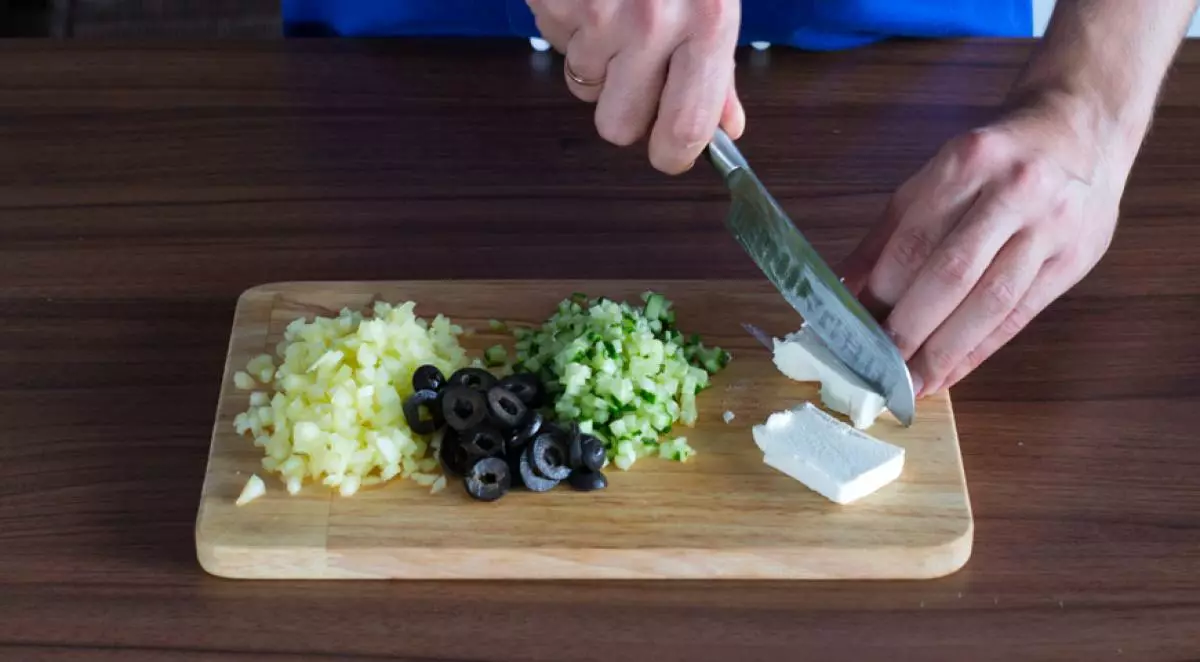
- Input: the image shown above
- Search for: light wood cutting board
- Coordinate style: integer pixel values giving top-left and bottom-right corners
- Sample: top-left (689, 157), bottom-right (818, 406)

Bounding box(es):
top-left (196, 281), bottom-right (973, 580)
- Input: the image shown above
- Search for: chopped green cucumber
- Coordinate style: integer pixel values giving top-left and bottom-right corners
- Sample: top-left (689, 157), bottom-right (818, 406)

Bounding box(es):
top-left (484, 345), bottom-right (508, 367)
top-left (512, 290), bottom-right (730, 470)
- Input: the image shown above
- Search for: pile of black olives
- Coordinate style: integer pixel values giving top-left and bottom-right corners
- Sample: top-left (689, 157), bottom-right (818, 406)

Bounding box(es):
top-left (403, 365), bottom-right (608, 502)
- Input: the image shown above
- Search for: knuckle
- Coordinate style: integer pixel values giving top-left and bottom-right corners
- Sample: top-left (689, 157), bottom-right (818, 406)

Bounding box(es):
top-left (532, 0), bottom-right (569, 22)
top-left (636, 0), bottom-right (667, 39)
top-left (889, 228), bottom-right (937, 273)
top-left (1062, 243), bottom-right (1105, 277)
top-left (998, 304), bottom-right (1032, 338)
top-left (922, 343), bottom-right (959, 377)
top-left (979, 275), bottom-right (1021, 316)
top-left (581, 0), bottom-right (612, 30)
top-left (690, 0), bottom-right (735, 41)
top-left (961, 348), bottom-right (985, 374)
top-left (953, 129), bottom-right (1003, 169)
top-left (672, 113), bottom-right (711, 147)
top-left (1006, 159), bottom-right (1053, 197)
top-left (929, 249), bottom-right (974, 286)
top-left (595, 111), bottom-right (642, 147)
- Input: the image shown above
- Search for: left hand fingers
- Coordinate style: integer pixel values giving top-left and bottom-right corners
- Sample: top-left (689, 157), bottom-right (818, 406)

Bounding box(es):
top-left (906, 233), bottom-right (1047, 396)
top-left (932, 259), bottom-right (1072, 394)
top-left (882, 189), bottom-right (1024, 363)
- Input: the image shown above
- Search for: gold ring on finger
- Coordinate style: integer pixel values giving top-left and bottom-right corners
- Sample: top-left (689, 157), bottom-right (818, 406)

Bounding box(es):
top-left (565, 59), bottom-right (605, 87)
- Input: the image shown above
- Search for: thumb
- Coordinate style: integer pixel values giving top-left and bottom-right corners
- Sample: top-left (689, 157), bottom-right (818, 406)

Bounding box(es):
top-left (720, 83), bottom-right (745, 139)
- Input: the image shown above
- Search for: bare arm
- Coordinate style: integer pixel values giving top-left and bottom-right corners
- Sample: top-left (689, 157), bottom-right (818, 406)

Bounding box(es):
top-left (840, 1), bottom-right (1198, 396)
top-left (1010, 0), bottom-right (1199, 172)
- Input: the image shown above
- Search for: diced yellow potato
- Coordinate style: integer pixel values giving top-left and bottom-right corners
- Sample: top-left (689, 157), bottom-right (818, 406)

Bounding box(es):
top-left (430, 475), bottom-right (447, 494)
top-left (246, 353), bottom-right (274, 375)
top-left (411, 473), bottom-right (438, 487)
top-left (230, 301), bottom-right (471, 497)
top-left (233, 371), bottom-right (256, 390)
top-left (233, 412), bottom-right (252, 435)
top-left (235, 474), bottom-right (266, 506)
top-left (339, 475), bottom-right (361, 497)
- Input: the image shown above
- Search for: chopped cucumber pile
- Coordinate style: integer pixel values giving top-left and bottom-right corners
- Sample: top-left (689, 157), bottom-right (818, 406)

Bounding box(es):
top-left (484, 344), bottom-right (508, 367)
top-left (512, 292), bottom-right (729, 470)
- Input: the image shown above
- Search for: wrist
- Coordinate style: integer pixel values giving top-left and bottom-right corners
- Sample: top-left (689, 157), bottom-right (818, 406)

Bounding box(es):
top-left (1004, 83), bottom-right (1149, 181)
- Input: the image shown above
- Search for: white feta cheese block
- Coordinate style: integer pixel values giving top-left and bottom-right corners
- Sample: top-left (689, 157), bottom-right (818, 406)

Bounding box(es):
top-left (752, 402), bottom-right (904, 504)
top-left (772, 325), bottom-right (887, 429)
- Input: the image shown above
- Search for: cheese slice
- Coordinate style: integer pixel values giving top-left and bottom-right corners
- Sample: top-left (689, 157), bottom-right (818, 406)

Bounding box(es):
top-left (772, 325), bottom-right (887, 429)
top-left (752, 402), bottom-right (904, 504)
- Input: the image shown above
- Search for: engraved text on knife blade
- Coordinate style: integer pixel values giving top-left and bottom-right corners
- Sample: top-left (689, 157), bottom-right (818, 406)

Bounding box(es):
top-left (727, 185), bottom-right (893, 393)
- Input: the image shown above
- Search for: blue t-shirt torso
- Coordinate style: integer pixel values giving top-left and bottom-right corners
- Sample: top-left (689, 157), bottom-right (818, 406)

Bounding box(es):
top-left (283, 0), bottom-right (1032, 49)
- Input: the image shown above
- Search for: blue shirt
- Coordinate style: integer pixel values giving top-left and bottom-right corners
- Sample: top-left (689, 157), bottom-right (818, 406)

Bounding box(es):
top-left (283, 1), bottom-right (1033, 50)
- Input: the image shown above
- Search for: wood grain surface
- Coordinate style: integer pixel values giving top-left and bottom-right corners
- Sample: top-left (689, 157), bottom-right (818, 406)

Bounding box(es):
top-left (69, 0), bottom-right (280, 37)
top-left (197, 281), bottom-right (970, 580)
top-left (0, 39), bottom-right (1198, 660)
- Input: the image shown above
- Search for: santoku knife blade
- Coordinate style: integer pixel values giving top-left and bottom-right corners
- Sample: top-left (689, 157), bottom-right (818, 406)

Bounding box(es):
top-left (706, 128), bottom-right (916, 426)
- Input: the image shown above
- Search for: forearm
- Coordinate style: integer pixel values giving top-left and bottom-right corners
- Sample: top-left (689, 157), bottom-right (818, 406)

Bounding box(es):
top-left (1009, 0), bottom-right (1198, 168)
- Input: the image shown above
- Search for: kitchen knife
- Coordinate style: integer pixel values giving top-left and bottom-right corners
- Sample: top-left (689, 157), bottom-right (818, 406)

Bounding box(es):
top-left (706, 128), bottom-right (916, 426)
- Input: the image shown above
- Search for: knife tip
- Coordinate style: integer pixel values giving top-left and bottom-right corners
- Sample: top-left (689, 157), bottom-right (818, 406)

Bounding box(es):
top-left (741, 323), bottom-right (774, 351)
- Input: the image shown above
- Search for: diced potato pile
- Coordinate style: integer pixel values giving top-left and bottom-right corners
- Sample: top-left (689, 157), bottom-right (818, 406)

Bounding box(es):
top-left (231, 301), bottom-right (470, 497)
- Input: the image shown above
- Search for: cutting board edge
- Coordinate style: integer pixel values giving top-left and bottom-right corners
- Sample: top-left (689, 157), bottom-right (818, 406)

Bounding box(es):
top-left (196, 522), bottom-right (974, 581)
top-left (195, 284), bottom-right (285, 560)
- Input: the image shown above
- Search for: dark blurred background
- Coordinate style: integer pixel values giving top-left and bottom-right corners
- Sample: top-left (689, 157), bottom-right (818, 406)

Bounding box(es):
top-left (0, 0), bottom-right (279, 36)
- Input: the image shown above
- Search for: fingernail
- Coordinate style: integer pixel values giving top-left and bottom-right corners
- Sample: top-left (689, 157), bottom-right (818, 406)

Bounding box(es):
top-left (911, 372), bottom-right (925, 398)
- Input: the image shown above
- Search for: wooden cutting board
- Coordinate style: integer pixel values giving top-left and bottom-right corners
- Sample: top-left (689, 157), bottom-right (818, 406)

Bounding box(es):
top-left (196, 281), bottom-right (972, 580)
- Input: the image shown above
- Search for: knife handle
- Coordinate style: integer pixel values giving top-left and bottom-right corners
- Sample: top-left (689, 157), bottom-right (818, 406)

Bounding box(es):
top-left (705, 128), bottom-right (749, 178)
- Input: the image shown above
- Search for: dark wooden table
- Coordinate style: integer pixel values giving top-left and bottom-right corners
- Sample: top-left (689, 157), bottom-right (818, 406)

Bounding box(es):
top-left (1, 40), bottom-right (1198, 662)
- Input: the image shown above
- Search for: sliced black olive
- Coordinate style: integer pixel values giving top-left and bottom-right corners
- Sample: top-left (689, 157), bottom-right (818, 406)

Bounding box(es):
top-left (580, 435), bottom-right (606, 472)
top-left (538, 421), bottom-right (569, 444)
top-left (506, 450), bottom-right (525, 489)
top-left (441, 386), bottom-right (487, 431)
top-left (438, 430), bottom-right (471, 477)
top-left (567, 430), bottom-right (584, 471)
top-left (519, 446), bottom-right (559, 492)
top-left (530, 432), bottom-right (571, 481)
top-left (403, 389), bottom-right (443, 435)
top-left (460, 425), bottom-right (506, 460)
top-left (486, 386), bottom-right (527, 430)
top-left (464, 457), bottom-right (510, 502)
top-left (412, 365), bottom-right (446, 393)
top-left (447, 368), bottom-right (498, 392)
top-left (568, 469), bottom-right (608, 492)
top-left (508, 410), bottom-right (543, 452)
top-left (497, 373), bottom-right (544, 408)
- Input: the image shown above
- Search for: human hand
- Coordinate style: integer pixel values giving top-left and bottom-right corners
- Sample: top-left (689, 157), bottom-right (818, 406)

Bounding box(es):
top-left (526, 0), bottom-right (745, 174)
top-left (838, 95), bottom-right (1136, 397)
